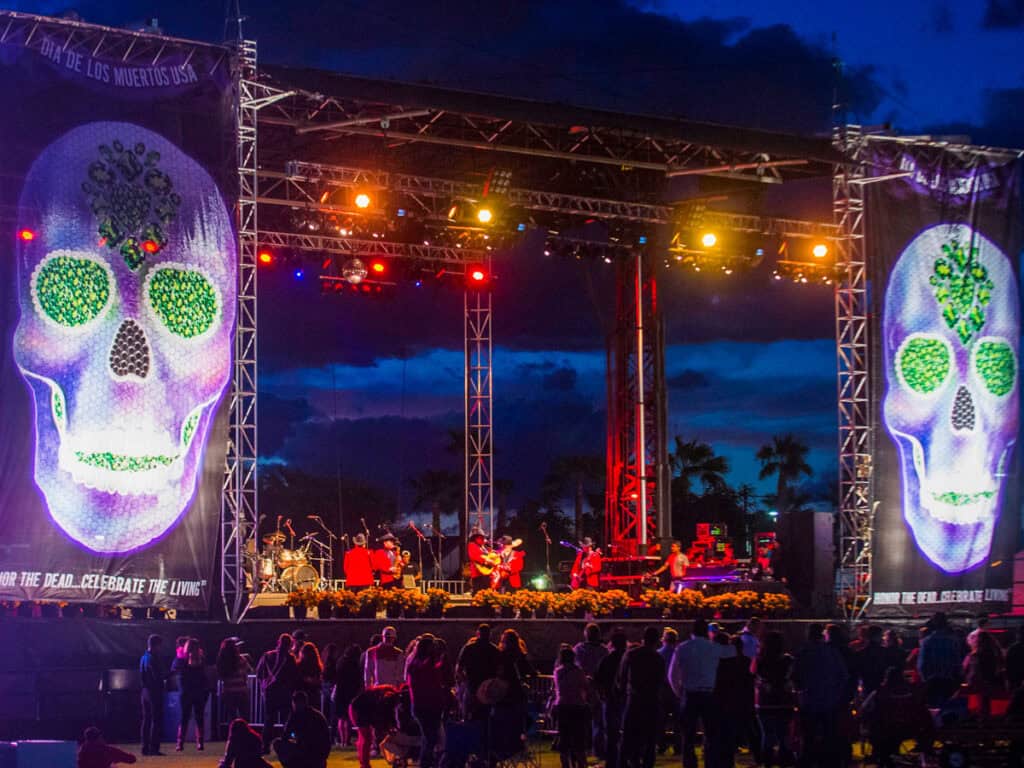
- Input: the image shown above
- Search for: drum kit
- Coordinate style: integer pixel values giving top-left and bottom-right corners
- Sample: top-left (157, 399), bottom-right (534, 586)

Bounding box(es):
top-left (249, 516), bottom-right (335, 592)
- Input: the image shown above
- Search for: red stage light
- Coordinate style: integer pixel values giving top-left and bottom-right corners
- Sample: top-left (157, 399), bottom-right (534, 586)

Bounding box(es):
top-left (17, 228), bottom-right (36, 242)
top-left (371, 261), bottom-right (386, 274)
top-left (141, 240), bottom-right (160, 254)
top-left (258, 251), bottom-right (273, 264)
top-left (471, 269), bottom-right (486, 282)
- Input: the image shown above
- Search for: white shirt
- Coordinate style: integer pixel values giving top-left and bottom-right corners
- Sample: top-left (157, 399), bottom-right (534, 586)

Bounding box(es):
top-left (364, 643), bottom-right (406, 688)
top-left (669, 636), bottom-right (736, 696)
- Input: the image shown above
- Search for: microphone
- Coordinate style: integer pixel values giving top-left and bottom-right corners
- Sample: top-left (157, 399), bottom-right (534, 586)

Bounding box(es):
top-left (360, 517), bottom-right (367, 527)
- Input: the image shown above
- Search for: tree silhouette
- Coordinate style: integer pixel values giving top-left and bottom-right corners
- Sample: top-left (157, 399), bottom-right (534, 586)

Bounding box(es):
top-left (670, 437), bottom-right (730, 496)
top-left (408, 468), bottom-right (462, 533)
top-left (542, 454), bottom-right (605, 540)
top-left (756, 434), bottom-right (813, 515)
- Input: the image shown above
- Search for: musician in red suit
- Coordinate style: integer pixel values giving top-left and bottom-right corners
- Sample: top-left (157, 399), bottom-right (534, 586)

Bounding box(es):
top-left (466, 529), bottom-right (492, 593)
top-left (492, 535), bottom-right (526, 592)
top-left (372, 533), bottom-right (400, 589)
top-left (344, 533), bottom-right (375, 591)
top-left (571, 537), bottom-right (602, 589)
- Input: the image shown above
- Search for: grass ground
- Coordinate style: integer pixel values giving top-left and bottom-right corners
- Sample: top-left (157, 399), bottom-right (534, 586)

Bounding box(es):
top-left (111, 741), bottom-right (761, 767)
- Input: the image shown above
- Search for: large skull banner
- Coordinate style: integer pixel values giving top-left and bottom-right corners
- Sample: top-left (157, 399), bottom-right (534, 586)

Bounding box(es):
top-left (0, 21), bottom-right (235, 609)
top-left (869, 146), bottom-right (1023, 611)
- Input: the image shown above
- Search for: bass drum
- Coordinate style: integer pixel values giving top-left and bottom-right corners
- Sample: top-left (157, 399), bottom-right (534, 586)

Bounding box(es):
top-left (280, 564), bottom-right (319, 591)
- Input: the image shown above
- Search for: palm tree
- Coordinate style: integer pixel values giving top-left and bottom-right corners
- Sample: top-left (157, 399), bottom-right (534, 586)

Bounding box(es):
top-left (408, 469), bottom-right (462, 534)
top-left (756, 434), bottom-right (812, 515)
top-left (670, 438), bottom-right (729, 496)
top-left (542, 455), bottom-right (605, 540)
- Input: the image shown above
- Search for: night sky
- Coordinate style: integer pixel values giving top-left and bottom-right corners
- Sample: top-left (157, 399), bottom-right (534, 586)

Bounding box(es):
top-left (10, 1), bottom-right (1023, 527)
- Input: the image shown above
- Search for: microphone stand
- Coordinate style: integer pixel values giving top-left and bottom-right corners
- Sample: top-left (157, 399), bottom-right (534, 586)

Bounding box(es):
top-left (540, 523), bottom-right (553, 579)
top-left (425, 523), bottom-right (445, 581)
top-left (409, 523), bottom-right (427, 588)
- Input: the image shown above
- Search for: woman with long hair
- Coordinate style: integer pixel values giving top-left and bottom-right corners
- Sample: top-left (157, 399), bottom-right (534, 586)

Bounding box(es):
top-left (297, 642), bottom-right (324, 708)
top-left (219, 717), bottom-right (272, 768)
top-left (171, 638), bottom-right (208, 752)
top-left (492, 628), bottom-right (534, 753)
top-left (406, 634), bottom-right (448, 768)
top-left (964, 630), bottom-right (1005, 719)
top-left (751, 631), bottom-right (794, 768)
top-left (333, 644), bottom-right (364, 747)
top-left (321, 643), bottom-right (340, 739)
top-left (216, 638), bottom-right (253, 723)
top-left (553, 644), bottom-right (589, 768)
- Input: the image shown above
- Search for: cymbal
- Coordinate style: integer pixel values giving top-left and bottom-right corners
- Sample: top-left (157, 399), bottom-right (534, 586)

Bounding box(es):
top-left (262, 532), bottom-right (286, 544)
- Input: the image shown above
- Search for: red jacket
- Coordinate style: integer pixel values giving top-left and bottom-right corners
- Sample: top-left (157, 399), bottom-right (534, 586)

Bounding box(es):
top-left (572, 550), bottom-right (601, 588)
top-left (372, 547), bottom-right (398, 585)
top-left (78, 741), bottom-right (137, 768)
top-left (467, 541), bottom-right (489, 578)
top-left (505, 550), bottom-right (525, 588)
top-left (344, 546), bottom-right (374, 587)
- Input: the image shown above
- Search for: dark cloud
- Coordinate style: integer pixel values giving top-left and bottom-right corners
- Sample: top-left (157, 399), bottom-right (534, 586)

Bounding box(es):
top-left (543, 367), bottom-right (577, 391)
top-left (33, 0), bottom-right (882, 133)
top-left (667, 369), bottom-right (711, 391)
top-left (930, 1), bottom-right (954, 33)
top-left (922, 88), bottom-right (1024, 148)
top-left (983, 0), bottom-right (1024, 28)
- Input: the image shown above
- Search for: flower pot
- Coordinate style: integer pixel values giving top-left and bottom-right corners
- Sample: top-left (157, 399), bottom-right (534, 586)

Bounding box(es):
top-left (499, 606), bottom-right (515, 619)
top-left (61, 604), bottom-right (83, 619)
top-left (81, 604), bottom-right (101, 618)
top-left (292, 604), bottom-right (308, 620)
top-left (386, 605), bottom-right (403, 619)
top-left (610, 607), bottom-right (629, 619)
top-left (17, 603), bottom-right (34, 618)
top-left (425, 606), bottom-right (443, 618)
top-left (333, 605), bottom-right (352, 619)
top-left (317, 601), bottom-right (334, 620)
top-left (533, 605), bottom-right (549, 619)
top-left (357, 605), bottom-right (377, 618)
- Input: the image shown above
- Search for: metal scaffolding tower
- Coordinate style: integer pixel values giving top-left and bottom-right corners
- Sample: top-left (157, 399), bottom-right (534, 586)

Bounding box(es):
top-left (605, 253), bottom-right (670, 556)
top-left (833, 126), bottom-right (873, 620)
top-left (465, 290), bottom-right (494, 541)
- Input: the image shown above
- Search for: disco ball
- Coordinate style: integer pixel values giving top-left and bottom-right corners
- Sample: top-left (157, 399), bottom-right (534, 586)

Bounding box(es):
top-left (342, 258), bottom-right (368, 284)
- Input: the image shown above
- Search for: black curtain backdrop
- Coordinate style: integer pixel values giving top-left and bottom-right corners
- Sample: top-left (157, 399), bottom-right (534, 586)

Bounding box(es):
top-left (867, 143), bottom-right (1023, 610)
top-left (0, 17), bottom-right (236, 610)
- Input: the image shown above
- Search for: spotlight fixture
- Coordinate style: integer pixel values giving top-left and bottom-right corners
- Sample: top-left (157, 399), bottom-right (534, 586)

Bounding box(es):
top-left (812, 242), bottom-right (829, 259)
top-left (17, 228), bottom-right (36, 242)
top-left (258, 251), bottom-right (273, 265)
top-left (370, 260), bottom-right (387, 275)
top-left (476, 207), bottom-right (494, 224)
top-left (701, 232), bottom-right (718, 248)
top-left (354, 192), bottom-right (372, 210)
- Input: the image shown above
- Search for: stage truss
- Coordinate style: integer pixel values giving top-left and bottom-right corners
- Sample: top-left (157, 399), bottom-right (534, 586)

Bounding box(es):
top-left (218, 64), bottom-right (848, 619)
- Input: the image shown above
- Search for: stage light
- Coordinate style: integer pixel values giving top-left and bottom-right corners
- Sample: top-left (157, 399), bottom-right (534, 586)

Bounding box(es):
top-left (701, 232), bottom-right (718, 248)
top-left (294, 268), bottom-right (304, 280)
top-left (371, 260), bottom-right (386, 275)
top-left (471, 269), bottom-right (486, 282)
top-left (141, 239), bottom-right (160, 254)
top-left (530, 574), bottom-right (551, 591)
top-left (396, 208), bottom-right (406, 217)
top-left (517, 223), bottom-right (526, 232)
top-left (258, 251), bottom-right (273, 264)
top-left (638, 235), bottom-right (648, 245)
top-left (477, 207), bottom-right (493, 224)
top-left (812, 242), bottom-right (829, 259)
top-left (354, 192), bottom-right (372, 209)
top-left (17, 228), bottom-right (36, 242)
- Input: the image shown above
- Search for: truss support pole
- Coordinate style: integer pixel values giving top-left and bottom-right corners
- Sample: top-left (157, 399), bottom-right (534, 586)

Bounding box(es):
top-left (465, 290), bottom-right (494, 547)
top-left (605, 252), bottom-right (667, 556)
top-left (222, 39), bottom-right (259, 624)
top-left (833, 125), bottom-right (873, 621)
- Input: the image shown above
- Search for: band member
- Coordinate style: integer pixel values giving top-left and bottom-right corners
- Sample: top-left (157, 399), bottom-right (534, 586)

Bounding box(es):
top-left (570, 538), bottom-right (602, 590)
top-left (491, 535), bottom-right (525, 592)
top-left (651, 540), bottom-right (689, 593)
top-left (344, 534), bottom-right (375, 592)
top-left (372, 533), bottom-right (400, 589)
top-left (467, 529), bottom-right (495, 593)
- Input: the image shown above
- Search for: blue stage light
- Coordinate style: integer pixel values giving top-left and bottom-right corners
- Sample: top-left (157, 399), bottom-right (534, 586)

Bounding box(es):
top-left (414, 279), bottom-right (423, 288)
top-left (294, 268), bottom-right (304, 279)
top-left (517, 222), bottom-right (526, 232)
top-left (638, 235), bottom-right (648, 244)
top-left (397, 208), bottom-right (406, 217)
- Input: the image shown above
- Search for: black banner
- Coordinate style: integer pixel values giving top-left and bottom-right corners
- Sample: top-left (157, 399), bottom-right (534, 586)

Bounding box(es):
top-left (867, 141), bottom-right (1023, 610)
top-left (0, 15), bottom-right (237, 609)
